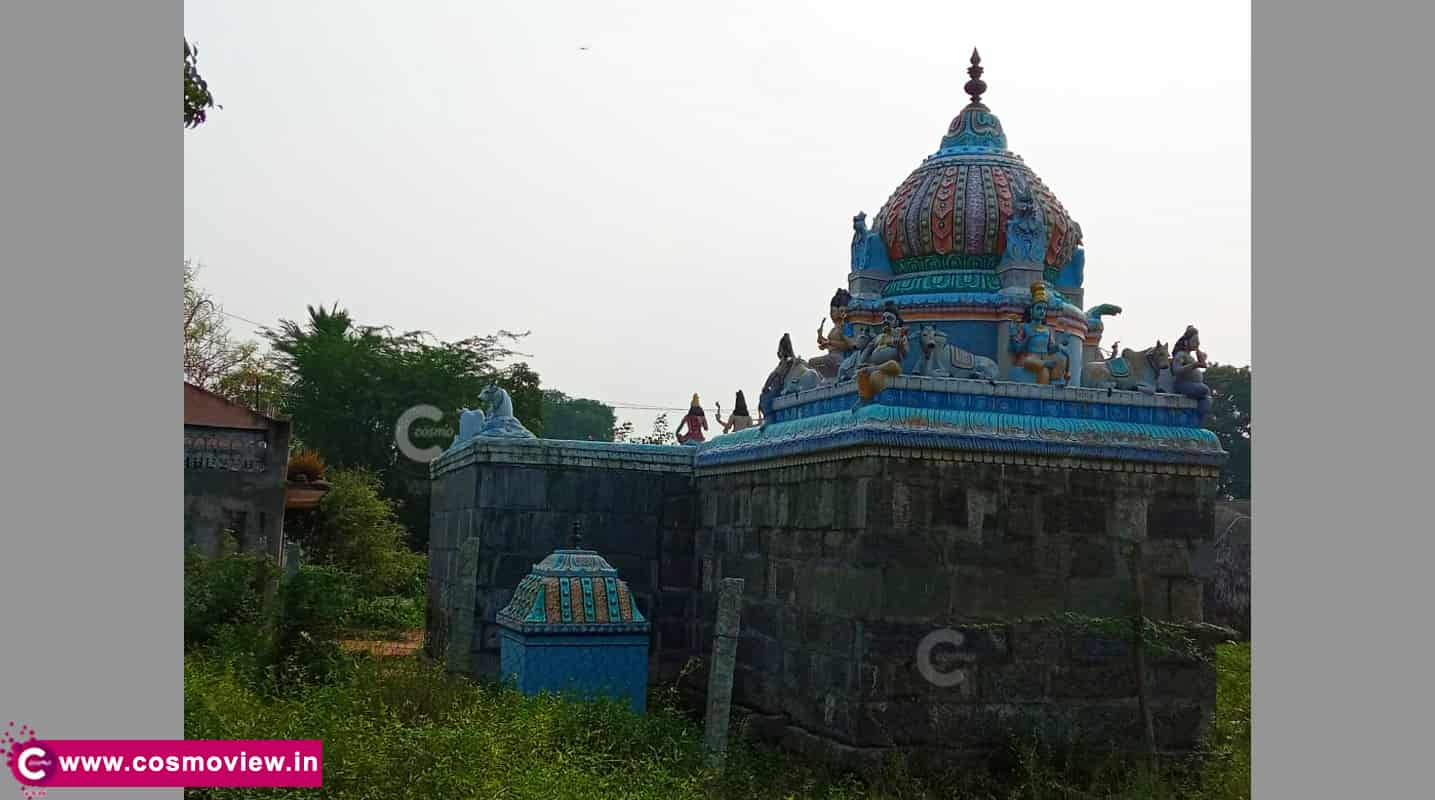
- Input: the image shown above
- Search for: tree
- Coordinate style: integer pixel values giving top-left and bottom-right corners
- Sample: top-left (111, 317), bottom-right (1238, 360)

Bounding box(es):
top-left (1204, 364), bottom-right (1251, 500)
top-left (184, 260), bottom-right (256, 389)
top-left (184, 39), bottom-right (219, 128)
top-left (541, 391), bottom-right (617, 441)
top-left (632, 413), bottom-right (672, 445)
top-left (212, 350), bottom-right (289, 419)
top-left (264, 303), bottom-right (539, 547)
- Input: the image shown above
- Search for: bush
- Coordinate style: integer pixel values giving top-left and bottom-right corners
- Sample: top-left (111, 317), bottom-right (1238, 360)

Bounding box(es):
top-left (286, 468), bottom-right (422, 597)
top-left (183, 541), bottom-right (277, 647)
top-left (349, 595), bottom-right (425, 631)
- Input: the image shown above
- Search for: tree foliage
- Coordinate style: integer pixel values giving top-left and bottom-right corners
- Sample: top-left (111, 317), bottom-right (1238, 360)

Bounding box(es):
top-left (184, 260), bottom-right (257, 389)
top-left (1204, 364), bottom-right (1251, 499)
top-left (263, 304), bottom-right (541, 545)
top-left (541, 391), bottom-right (617, 442)
top-left (184, 39), bottom-right (219, 128)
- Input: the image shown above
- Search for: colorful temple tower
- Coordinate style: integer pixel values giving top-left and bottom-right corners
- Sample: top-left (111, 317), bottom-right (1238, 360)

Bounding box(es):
top-left (848, 49), bottom-right (1090, 377)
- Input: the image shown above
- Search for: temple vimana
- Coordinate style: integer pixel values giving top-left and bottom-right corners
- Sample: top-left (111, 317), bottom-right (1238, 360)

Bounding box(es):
top-left (428, 50), bottom-right (1228, 763)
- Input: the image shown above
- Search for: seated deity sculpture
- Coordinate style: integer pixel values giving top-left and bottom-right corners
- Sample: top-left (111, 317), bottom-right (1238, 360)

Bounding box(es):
top-left (675, 394), bottom-right (709, 446)
top-left (1169, 325), bottom-right (1212, 420)
top-left (854, 303), bottom-right (908, 404)
top-left (1009, 283), bottom-right (1070, 386)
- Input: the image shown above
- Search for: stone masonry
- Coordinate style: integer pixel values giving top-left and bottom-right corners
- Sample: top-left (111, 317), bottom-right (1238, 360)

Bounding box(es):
top-left (430, 437), bottom-right (1227, 760)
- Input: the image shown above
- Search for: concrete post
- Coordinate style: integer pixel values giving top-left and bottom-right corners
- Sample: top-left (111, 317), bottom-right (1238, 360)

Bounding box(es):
top-left (445, 535), bottom-right (482, 675)
top-left (704, 577), bottom-right (745, 771)
top-left (283, 541), bottom-right (302, 583)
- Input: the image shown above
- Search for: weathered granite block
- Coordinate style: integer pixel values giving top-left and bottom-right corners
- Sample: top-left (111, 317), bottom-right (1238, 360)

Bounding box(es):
top-left (1147, 492), bottom-right (1214, 540)
top-left (978, 662), bottom-right (1048, 703)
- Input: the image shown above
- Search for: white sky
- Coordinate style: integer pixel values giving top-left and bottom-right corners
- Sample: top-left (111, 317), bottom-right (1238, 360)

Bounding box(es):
top-left (184, 0), bottom-right (1250, 434)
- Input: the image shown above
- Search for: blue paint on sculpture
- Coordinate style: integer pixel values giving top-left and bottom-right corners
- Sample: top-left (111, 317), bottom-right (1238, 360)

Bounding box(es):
top-left (1000, 182), bottom-right (1048, 266)
top-left (449, 407), bottom-right (487, 449)
top-left (1056, 247), bottom-right (1085, 289)
top-left (1169, 326), bottom-right (1213, 421)
top-left (477, 384), bottom-right (536, 439)
top-left (1009, 283), bottom-right (1071, 386)
top-left (850, 212), bottom-right (891, 273)
top-left (495, 532), bottom-right (650, 714)
top-left (446, 384), bottom-right (535, 451)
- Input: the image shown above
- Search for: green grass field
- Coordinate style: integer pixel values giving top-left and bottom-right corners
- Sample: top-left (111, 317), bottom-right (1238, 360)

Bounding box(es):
top-left (183, 640), bottom-right (1250, 799)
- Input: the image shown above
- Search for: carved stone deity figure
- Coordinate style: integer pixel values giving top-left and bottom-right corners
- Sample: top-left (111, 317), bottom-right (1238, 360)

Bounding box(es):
top-left (1009, 283), bottom-right (1070, 386)
top-left (1169, 325), bottom-right (1212, 420)
top-left (810, 288), bottom-right (857, 382)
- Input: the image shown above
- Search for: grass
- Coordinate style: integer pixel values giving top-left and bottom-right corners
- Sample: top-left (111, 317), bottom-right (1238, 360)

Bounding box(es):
top-left (183, 639), bottom-right (1251, 799)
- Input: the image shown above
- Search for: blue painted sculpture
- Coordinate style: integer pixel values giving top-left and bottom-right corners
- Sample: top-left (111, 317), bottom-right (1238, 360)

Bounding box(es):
top-left (1009, 283), bottom-right (1070, 386)
top-left (495, 526), bottom-right (650, 713)
top-left (449, 407), bottom-right (487, 450)
top-left (1169, 326), bottom-right (1213, 420)
top-left (850, 212), bottom-right (892, 273)
top-left (446, 384), bottom-right (535, 451)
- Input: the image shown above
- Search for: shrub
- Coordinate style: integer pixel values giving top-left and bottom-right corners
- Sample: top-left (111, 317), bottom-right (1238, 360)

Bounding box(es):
top-left (286, 468), bottom-right (419, 597)
top-left (286, 448), bottom-right (327, 482)
top-left (183, 541), bottom-right (277, 647)
top-left (349, 595), bottom-right (424, 631)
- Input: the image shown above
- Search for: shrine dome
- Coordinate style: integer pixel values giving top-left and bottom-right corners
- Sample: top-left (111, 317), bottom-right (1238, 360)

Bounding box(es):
top-left (496, 545), bottom-right (649, 634)
top-left (871, 50), bottom-right (1082, 277)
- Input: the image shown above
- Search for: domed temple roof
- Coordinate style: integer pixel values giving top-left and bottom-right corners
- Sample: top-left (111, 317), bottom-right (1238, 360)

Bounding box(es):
top-left (871, 50), bottom-right (1082, 275)
top-left (495, 543), bottom-right (649, 635)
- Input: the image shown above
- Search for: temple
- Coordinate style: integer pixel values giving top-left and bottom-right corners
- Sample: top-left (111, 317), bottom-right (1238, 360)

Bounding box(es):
top-left (430, 51), bottom-right (1228, 764)
top-left (709, 49), bottom-right (1222, 472)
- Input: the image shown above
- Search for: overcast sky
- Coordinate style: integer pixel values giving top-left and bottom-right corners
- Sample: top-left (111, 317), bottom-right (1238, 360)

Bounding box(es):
top-left (184, 0), bottom-right (1250, 434)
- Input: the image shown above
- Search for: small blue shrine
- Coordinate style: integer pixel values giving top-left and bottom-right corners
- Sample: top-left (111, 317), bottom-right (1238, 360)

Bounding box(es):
top-left (495, 534), bottom-right (651, 713)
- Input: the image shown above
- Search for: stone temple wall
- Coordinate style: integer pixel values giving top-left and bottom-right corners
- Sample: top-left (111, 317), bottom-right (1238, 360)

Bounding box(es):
top-left (691, 452), bottom-right (1221, 758)
top-left (426, 440), bottom-right (696, 681)
top-left (429, 437), bottom-right (1227, 761)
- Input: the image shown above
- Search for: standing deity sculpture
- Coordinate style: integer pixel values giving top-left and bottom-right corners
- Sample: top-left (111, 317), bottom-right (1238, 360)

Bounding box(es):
top-left (1169, 325), bottom-right (1213, 420)
top-left (1009, 283), bottom-right (1070, 386)
top-left (675, 393), bottom-right (709, 446)
top-left (810, 288), bottom-right (857, 382)
top-left (1005, 185), bottom-right (1046, 264)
